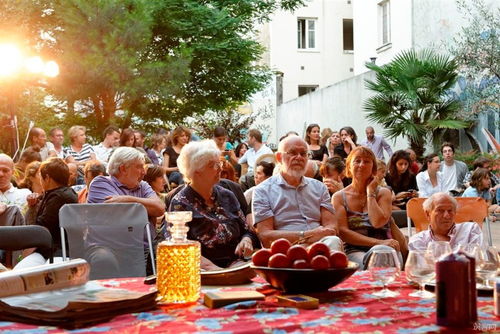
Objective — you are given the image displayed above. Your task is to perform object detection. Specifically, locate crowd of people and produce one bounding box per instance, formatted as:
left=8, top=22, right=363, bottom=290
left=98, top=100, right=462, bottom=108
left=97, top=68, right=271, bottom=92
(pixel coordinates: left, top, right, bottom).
left=0, top=122, right=499, bottom=273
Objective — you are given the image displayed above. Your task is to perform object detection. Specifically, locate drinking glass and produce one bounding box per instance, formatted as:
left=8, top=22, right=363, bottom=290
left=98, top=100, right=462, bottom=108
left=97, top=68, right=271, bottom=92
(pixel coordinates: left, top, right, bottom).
left=473, top=246, right=499, bottom=288
left=426, top=241, right=452, bottom=261
left=367, top=249, right=401, bottom=298
left=405, top=250, right=435, bottom=298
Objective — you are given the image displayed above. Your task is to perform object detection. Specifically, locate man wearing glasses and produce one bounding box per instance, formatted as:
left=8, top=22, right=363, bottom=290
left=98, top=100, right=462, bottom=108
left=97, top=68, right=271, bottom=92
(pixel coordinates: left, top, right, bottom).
left=252, top=135, right=341, bottom=250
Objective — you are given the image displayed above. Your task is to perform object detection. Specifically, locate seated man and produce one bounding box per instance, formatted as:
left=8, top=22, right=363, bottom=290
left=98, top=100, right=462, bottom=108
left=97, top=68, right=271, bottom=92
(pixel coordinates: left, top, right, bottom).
left=252, top=136, right=341, bottom=250
left=88, top=147, right=164, bottom=218
left=408, top=192, right=483, bottom=251
left=87, top=147, right=165, bottom=275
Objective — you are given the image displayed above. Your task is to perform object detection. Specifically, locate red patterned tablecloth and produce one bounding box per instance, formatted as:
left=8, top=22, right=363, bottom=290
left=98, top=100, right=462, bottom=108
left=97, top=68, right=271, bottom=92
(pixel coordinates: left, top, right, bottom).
left=1, top=271, right=499, bottom=333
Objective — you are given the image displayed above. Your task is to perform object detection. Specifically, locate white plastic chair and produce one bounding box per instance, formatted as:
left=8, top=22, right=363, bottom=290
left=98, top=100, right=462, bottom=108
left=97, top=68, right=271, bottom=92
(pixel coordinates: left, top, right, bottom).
left=59, top=203, right=156, bottom=279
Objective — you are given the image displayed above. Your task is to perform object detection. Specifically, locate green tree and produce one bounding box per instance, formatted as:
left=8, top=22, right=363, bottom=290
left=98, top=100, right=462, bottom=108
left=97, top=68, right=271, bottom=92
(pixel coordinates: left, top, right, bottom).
left=364, top=49, right=469, bottom=158
left=0, top=0, right=305, bottom=140
left=449, top=0, right=499, bottom=121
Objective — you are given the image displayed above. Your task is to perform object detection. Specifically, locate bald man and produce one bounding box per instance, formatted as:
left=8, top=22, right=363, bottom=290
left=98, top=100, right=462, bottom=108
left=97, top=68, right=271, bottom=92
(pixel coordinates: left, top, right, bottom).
left=28, top=127, right=57, bottom=161
left=408, top=192, right=483, bottom=251
left=252, top=136, right=342, bottom=251
left=0, top=154, right=31, bottom=211
left=361, top=126, right=393, bottom=161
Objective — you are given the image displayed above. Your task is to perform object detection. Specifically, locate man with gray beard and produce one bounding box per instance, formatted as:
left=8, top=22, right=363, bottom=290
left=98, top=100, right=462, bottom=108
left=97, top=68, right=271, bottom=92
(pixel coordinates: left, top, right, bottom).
left=252, top=136, right=341, bottom=250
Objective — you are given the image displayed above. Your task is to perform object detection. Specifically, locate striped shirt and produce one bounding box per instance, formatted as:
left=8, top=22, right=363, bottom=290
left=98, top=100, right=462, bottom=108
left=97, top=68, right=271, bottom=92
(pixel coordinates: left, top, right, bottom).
left=64, top=143, right=94, bottom=162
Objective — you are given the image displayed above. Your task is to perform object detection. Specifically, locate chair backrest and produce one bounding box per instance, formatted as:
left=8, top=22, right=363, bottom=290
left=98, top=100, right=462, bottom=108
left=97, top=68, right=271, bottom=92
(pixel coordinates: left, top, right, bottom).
left=0, top=225, right=53, bottom=266
left=59, top=203, right=155, bottom=280
left=391, top=210, right=407, bottom=228
left=406, top=197, right=488, bottom=233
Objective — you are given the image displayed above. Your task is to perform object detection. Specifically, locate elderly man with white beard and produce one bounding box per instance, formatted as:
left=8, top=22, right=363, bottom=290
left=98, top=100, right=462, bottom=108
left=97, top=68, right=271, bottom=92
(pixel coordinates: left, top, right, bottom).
left=252, top=135, right=342, bottom=250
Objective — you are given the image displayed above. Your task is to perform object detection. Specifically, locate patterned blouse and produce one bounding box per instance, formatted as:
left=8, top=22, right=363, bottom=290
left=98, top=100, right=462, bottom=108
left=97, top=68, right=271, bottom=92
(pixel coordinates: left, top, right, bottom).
left=169, top=184, right=258, bottom=268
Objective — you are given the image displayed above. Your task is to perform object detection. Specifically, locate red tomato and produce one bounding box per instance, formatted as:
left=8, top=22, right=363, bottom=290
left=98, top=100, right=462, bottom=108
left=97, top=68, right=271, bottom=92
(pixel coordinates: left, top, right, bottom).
left=270, top=238, right=292, bottom=255
left=287, top=245, right=308, bottom=262
left=292, top=259, right=309, bottom=269
left=307, top=242, right=330, bottom=261
left=310, top=255, right=330, bottom=270
left=329, top=251, right=348, bottom=269
left=268, top=253, right=290, bottom=268
left=252, top=249, right=272, bottom=267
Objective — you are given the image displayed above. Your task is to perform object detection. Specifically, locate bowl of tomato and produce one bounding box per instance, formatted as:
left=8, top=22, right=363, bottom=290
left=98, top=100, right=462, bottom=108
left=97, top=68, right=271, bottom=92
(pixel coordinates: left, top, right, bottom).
left=251, top=239, right=358, bottom=293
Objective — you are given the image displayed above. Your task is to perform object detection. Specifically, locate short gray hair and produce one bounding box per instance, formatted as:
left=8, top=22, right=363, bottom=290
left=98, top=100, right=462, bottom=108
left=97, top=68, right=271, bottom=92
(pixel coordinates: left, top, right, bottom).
left=422, top=192, right=457, bottom=213
left=107, top=147, right=145, bottom=176
left=177, top=140, right=219, bottom=183
left=277, top=134, right=301, bottom=152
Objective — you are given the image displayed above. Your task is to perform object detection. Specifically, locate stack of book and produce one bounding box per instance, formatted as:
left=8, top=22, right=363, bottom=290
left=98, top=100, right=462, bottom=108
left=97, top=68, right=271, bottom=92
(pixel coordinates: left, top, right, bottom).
left=0, top=259, right=157, bottom=329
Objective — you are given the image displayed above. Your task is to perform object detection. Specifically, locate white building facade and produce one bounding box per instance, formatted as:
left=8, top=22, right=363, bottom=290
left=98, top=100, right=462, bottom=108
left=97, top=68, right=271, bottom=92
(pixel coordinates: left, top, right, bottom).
left=251, top=0, right=355, bottom=144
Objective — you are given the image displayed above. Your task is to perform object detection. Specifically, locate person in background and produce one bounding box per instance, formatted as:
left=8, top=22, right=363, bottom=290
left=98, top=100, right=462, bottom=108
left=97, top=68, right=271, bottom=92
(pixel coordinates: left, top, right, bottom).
left=244, top=161, right=274, bottom=205
left=305, top=123, right=328, bottom=164
left=408, top=193, right=483, bottom=250
left=361, top=126, right=393, bottom=161
left=169, top=140, right=259, bottom=270
left=220, top=160, right=237, bottom=182
left=238, top=129, right=273, bottom=191
left=134, top=130, right=146, bottom=149
left=144, top=164, right=167, bottom=197
left=213, top=127, right=237, bottom=164
left=18, top=161, right=43, bottom=194
left=417, top=153, right=444, bottom=198
left=48, top=128, right=65, bottom=159
left=463, top=156, right=499, bottom=190
left=319, top=157, right=345, bottom=196
left=334, top=126, right=357, bottom=160
left=385, top=150, right=418, bottom=209
left=77, top=160, right=106, bottom=203
left=163, top=126, right=191, bottom=188
left=0, top=154, right=32, bottom=213
left=439, top=142, right=468, bottom=193
left=320, top=127, right=333, bottom=146
left=462, top=168, right=500, bottom=221
left=233, top=142, right=249, bottom=179
left=67, top=163, right=79, bottom=187
left=326, top=131, right=342, bottom=158
left=406, top=148, right=422, bottom=175
left=17, top=158, right=77, bottom=269
left=119, top=128, right=136, bottom=147
left=26, top=127, right=57, bottom=161
left=12, top=148, right=42, bottom=185
left=64, top=125, right=96, bottom=167
left=93, top=125, right=120, bottom=163
left=146, top=134, right=167, bottom=166
left=332, top=146, right=403, bottom=269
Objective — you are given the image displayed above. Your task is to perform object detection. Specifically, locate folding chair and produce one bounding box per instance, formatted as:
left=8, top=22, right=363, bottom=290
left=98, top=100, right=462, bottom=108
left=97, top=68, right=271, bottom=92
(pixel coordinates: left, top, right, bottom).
left=59, top=203, right=156, bottom=280
left=0, top=225, right=53, bottom=267
left=406, top=197, right=492, bottom=246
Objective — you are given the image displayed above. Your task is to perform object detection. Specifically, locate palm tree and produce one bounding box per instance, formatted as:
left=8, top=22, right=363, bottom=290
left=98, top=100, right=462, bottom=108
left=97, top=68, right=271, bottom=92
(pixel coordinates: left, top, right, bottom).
left=364, top=49, right=470, bottom=158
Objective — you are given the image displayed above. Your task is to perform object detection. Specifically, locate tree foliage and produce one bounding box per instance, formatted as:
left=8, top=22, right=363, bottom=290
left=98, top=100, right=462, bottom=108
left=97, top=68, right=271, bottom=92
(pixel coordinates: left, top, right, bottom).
left=448, top=0, right=499, bottom=121
left=0, top=0, right=305, bottom=141
left=364, top=49, right=469, bottom=158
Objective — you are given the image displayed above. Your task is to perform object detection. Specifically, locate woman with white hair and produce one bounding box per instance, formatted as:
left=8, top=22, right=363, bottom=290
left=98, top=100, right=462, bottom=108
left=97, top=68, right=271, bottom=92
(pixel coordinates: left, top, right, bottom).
left=169, top=140, right=259, bottom=271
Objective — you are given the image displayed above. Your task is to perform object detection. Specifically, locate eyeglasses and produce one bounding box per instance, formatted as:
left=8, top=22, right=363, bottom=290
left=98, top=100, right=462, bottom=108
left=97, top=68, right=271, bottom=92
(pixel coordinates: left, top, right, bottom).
left=284, top=150, right=308, bottom=158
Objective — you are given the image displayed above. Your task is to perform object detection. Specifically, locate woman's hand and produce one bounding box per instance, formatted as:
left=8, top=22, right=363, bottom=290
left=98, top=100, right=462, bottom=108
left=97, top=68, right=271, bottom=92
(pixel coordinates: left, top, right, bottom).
left=345, top=136, right=356, bottom=148
left=324, top=178, right=343, bottom=194
left=366, top=176, right=378, bottom=196
left=27, top=193, right=41, bottom=207
left=235, top=237, right=253, bottom=258
left=379, top=239, right=400, bottom=252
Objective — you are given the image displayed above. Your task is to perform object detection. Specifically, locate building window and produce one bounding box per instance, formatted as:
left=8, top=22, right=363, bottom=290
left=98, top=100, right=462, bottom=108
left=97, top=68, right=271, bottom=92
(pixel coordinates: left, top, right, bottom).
left=298, top=85, right=318, bottom=97
left=343, top=19, right=354, bottom=51
left=298, top=18, right=317, bottom=49
left=378, top=1, right=391, bottom=46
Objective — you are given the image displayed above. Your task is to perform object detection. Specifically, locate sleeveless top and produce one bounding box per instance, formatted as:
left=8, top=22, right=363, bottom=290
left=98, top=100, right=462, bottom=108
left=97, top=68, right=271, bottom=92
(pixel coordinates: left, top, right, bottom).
left=341, top=189, right=391, bottom=253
